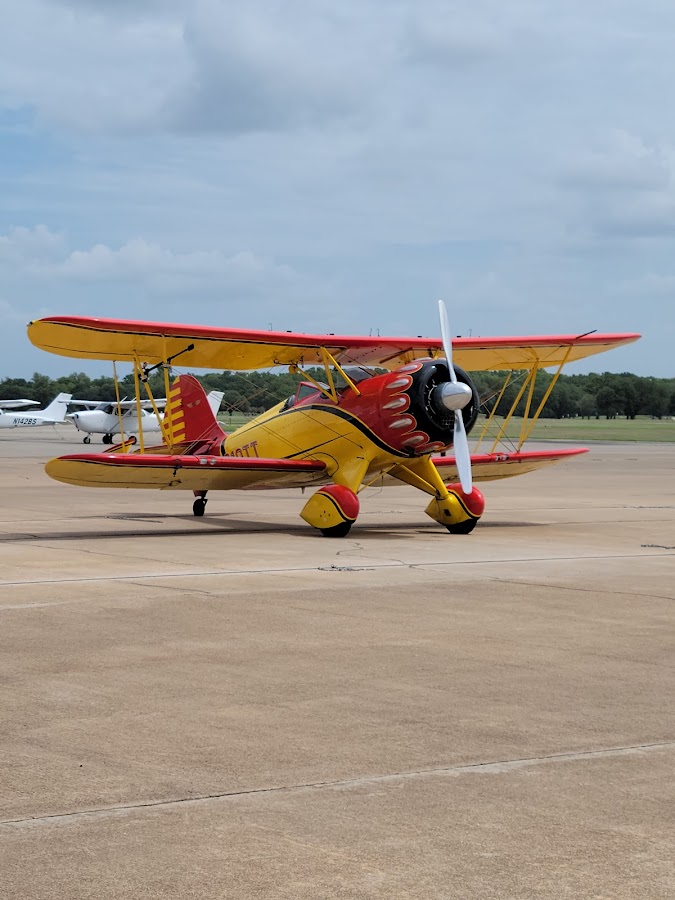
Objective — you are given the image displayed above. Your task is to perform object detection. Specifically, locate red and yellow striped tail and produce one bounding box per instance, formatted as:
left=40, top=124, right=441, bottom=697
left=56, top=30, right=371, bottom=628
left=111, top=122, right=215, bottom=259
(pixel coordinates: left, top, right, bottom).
left=163, top=375, right=224, bottom=448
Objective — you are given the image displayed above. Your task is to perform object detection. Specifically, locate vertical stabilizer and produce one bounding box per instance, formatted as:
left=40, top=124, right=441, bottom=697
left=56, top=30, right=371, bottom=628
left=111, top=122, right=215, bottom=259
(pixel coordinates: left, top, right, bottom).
left=206, top=390, right=225, bottom=416
left=163, top=375, right=225, bottom=448
left=40, top=392, right=73, bottom=422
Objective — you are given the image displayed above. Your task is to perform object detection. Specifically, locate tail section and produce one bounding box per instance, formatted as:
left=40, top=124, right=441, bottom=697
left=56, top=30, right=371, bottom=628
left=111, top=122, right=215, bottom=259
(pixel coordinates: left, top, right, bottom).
left=40, top=392, right=73, bottom=422
left=163, top=375, right=225, bottom=448
left=206, top=390, right=224, bottom=416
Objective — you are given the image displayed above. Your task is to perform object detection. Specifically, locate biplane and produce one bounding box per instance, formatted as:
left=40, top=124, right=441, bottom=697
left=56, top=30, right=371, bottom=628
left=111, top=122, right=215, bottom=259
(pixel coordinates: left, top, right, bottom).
left=27, top=305, right=639, bottom=536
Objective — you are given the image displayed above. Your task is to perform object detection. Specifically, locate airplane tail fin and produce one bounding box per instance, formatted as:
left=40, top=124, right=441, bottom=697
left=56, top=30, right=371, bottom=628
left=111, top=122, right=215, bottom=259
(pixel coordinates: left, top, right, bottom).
left=206, top=390, right=224, bottom=416
left=40, top=392, right=73, bottom=422
left=163, top=375, right=225, bottom=448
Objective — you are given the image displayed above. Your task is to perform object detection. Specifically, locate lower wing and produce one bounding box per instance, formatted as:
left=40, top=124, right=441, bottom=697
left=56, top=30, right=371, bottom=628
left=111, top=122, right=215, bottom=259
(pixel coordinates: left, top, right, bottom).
left=45, top=454, right=328, bottom=491
left=431, top=447, right=588, bottom=482
left=45, top=447, right=586, bottom=492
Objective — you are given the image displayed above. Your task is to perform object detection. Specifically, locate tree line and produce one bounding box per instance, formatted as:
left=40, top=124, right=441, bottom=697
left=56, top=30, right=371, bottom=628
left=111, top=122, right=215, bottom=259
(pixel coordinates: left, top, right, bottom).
left=1, top=369, right=674, bottom=420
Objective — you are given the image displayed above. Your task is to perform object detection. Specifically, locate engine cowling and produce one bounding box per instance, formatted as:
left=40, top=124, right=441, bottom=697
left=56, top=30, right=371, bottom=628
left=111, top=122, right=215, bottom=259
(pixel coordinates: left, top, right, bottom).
left=400, top=360, right=479, bottom=454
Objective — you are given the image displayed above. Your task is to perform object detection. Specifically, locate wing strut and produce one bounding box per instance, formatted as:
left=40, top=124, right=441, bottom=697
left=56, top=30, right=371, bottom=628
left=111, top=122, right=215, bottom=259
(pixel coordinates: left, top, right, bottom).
left=476, top=344, right=575, bottom=452
left=289, top=347, right=362, bottom=402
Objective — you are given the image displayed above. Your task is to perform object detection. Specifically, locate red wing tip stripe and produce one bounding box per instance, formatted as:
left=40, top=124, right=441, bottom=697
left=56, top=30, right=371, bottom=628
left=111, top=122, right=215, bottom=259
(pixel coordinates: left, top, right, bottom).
left=54, top=454, right=327, bottom=472
left=432, top=448, right=589, bottom=465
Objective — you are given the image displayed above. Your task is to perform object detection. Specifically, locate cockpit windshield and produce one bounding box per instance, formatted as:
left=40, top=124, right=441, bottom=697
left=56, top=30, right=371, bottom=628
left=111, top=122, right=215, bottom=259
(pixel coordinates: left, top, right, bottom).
left=340, top=366, right=378, bottom=384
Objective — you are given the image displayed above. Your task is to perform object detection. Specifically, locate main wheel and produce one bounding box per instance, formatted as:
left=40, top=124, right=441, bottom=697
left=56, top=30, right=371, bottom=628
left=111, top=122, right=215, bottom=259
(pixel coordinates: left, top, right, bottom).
left=83, top=435, right=91, bottom=444
left=102, top=434, right=113, bottom=444
left=446, top=520, right=477, bottom=535
left=320, top=521, right=352, bottom=538
left=193, top=498, right=207, bottom=517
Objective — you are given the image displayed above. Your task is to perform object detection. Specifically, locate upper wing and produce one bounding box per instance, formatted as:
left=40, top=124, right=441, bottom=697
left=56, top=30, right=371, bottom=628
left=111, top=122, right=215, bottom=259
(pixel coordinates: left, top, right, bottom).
left=0, top=399, right=40, bottom=409
left=45, top=453, right=328, bottom=491
left=28, top=316, right=641, bottom=372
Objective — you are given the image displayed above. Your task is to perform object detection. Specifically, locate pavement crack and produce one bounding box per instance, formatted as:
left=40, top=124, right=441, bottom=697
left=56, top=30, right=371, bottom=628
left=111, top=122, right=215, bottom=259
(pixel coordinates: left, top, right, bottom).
left=483, top=574, right=675, bottom=603
left=2, top=740, right=673, bottom=830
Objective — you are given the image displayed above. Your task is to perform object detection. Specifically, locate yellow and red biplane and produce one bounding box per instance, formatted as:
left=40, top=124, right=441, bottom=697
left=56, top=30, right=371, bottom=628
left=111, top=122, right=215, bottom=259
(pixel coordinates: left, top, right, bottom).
left=27, top=305, right=639, bottom=537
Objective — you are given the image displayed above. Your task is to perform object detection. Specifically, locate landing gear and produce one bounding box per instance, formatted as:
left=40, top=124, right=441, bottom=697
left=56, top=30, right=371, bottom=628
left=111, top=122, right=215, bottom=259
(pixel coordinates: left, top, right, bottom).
left=300, top=485, right=359, bottom=537
left=102, top=434, right=113, bottom=445
left=83, top=435, right=91, bottom=444
left=192, top=491, right=208, bottom=517
left=446, top=519, right=477, bottom=535
left=320, top=521, right=353, bottom=538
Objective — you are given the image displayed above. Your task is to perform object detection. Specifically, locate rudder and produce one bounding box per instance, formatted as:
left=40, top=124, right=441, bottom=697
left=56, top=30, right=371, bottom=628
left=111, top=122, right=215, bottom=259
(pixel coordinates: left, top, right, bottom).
left=163, top=375, right=225, bottom=448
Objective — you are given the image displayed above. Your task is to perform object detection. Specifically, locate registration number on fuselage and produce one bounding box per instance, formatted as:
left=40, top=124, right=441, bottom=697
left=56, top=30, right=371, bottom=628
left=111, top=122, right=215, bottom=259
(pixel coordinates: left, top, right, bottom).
left=13, top=417, right=39, bottom=426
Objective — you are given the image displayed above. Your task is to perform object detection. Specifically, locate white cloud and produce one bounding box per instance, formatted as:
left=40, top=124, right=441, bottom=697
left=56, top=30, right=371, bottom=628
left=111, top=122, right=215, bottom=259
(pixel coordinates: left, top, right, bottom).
left=0, top=1, right=672, bottom=376
left=558, top=131, right=675, bottom=238
left=560, top=131, right=672, bottom=192
left=0, top=228, right=301, bottom=298
left=0, top=224, right=65, bottom=263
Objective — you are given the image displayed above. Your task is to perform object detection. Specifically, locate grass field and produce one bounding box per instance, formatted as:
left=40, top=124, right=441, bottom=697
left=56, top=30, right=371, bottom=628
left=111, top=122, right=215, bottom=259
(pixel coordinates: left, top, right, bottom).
left=218, top=412, right=675, bottom=443
left=479, top=415, right=675, bottom=443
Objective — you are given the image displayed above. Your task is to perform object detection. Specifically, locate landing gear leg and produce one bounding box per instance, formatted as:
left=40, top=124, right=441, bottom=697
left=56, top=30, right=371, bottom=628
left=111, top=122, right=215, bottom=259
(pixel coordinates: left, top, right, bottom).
left=192, top=490, right=208, bottom=517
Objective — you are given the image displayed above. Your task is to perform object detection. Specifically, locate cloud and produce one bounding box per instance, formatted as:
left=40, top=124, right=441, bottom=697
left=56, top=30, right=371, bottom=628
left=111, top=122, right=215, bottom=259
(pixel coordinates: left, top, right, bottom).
left=0, top=228, right=301, bottom=299
left=165, top=1, right=382, bottom=135
left=560, top=131, right=672, bottom=192
left=401, top=4, right=512, bottom=67
left=56, top=238, right=299, bottom=297
left=0, top=1, right=671, bottom=377
left=558, top=131, right=675, bottom=239
left=0, top=225, right=65, bottom=264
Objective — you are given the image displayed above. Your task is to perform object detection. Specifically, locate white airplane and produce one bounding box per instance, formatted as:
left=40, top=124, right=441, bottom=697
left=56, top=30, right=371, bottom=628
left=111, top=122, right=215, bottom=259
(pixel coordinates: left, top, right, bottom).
left=0, top=393, right=72, bottom=428
left=68, top=391, right=224, bottom=443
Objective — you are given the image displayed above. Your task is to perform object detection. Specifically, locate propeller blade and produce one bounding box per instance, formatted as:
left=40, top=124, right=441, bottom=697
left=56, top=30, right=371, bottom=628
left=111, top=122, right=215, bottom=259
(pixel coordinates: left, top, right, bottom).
left=438, top=299, right=473, bottom=493
left=438, top=299, right=457, bottom=383
left=454, top=413, right=473, bottom=493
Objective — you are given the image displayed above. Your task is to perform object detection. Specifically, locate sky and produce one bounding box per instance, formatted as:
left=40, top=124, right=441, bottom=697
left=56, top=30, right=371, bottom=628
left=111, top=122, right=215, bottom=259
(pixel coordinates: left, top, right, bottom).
left=1, top=0, right=673, bottom=379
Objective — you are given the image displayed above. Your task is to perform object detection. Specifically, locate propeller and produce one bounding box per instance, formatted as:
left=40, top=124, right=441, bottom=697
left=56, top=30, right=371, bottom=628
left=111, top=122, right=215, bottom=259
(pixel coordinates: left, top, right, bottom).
left=437, top=299, right=473, bottom=494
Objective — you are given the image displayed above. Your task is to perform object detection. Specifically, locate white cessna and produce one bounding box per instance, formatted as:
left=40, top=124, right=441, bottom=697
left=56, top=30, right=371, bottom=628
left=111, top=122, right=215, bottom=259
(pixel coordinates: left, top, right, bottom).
left=0, top=393, right=72, bottom=428
left=68, top=390, right=224, bottom=443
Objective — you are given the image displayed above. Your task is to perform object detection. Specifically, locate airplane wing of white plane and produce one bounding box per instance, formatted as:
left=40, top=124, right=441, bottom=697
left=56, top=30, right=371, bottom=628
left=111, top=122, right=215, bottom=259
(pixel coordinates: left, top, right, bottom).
left=70, top=398, right=167, bottom=409
left=0, top=399, right=41, bottom=409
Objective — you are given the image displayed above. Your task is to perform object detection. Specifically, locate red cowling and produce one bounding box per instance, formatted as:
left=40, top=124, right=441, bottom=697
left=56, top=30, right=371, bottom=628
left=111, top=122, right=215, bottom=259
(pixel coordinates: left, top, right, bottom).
left=318, top=484, right=360, bottom=522
left=446, top=484, right=486, bottom=517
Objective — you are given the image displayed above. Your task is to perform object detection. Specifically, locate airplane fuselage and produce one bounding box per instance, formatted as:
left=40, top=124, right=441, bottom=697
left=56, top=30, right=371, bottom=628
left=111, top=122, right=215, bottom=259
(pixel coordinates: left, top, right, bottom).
left=69, top=409, right=161, bottom=437
left=222, top=360, right=479, bottom=490
left=0, top=412, right=55, bottom=428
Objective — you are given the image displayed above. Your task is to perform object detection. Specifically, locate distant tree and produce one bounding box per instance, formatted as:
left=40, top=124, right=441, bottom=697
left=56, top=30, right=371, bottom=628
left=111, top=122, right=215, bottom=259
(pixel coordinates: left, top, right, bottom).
left=596, top=386, right=621, bottom=419
left=578, top=391, right=597, bottom=419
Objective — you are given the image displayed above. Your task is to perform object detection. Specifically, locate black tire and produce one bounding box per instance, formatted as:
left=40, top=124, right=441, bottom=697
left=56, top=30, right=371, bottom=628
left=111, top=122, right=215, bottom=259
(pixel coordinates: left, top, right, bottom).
left=102, top=434, right=113, bottom=444
left=320, top=521, right=352, bottom=538
left=446, top=519, right=477, bottom=535
left=192, top=498, right=207, bottom=517
left=83, top=435, right=91, bottom=444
